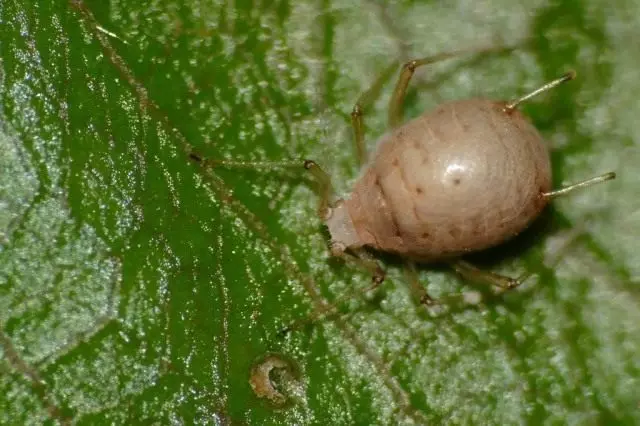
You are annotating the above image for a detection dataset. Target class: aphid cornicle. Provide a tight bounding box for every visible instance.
[215,50,615,304]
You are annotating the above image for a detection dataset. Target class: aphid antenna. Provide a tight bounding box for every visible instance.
[504,71,577,113]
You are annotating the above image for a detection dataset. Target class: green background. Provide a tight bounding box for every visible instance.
[1,0,638,424]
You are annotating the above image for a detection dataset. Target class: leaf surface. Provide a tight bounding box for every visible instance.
[1,1,639,424]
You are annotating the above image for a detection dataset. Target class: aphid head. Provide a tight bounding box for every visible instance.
[324,199,362,256]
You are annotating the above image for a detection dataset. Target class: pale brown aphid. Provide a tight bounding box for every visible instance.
[328,98,552,262]
[308,55,614,299]
[213,50,615,307]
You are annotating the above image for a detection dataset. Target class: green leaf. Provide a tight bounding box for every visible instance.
[1,1,639,424]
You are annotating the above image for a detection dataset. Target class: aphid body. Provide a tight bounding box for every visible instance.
[327,99,551,262]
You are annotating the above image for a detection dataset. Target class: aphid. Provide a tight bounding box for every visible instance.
[213,50,615,306]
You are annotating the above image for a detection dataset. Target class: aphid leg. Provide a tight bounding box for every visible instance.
[542,172,616,200]
[404,261,436,306]
[388,52,462,128]
[199,156,334,220]
[303,160,333,219]
[335,248,386,285]
[314,250,386,317]
[351,62,398,165]
[404,262,491,311]
[388,45,515,127]
[451,260,520,290]
[277,250,384,336]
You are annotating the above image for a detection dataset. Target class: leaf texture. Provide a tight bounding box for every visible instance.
[1,1,639,424]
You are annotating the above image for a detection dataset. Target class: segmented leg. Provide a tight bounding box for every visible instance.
[345,248,386,284]
[451,260,520,290]
[388,45,517,128]
[303,160,333,219]
[278,249,385,336]
[351,62,398,165]
[198,156,334,220]
[404,261,436,306]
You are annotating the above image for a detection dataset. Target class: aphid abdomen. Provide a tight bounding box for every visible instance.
[345,99,552,261]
